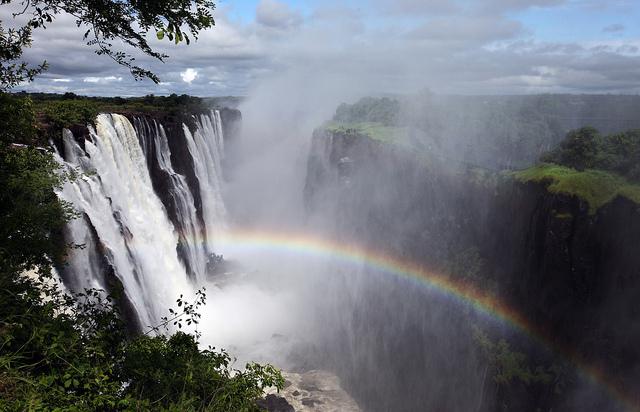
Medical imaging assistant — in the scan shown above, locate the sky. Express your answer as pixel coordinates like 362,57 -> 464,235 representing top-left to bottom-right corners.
3,0 -> 640,96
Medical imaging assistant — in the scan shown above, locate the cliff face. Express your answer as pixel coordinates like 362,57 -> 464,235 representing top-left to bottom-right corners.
487,183 -> 640,384
304,127 -> 640,411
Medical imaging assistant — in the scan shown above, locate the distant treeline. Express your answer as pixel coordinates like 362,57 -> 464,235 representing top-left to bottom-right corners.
333,94 -> 640,168
9,92 -> 243,142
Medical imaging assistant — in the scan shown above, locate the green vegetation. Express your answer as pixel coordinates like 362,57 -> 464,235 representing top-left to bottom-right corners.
333,97 -> 400,126
541,127 -> 640,182
552,210 -> 573,219
513,126 -> 640,213
328,97 -> 409,145
473,328 -> 554,387
13,92 -> 214,139
40,99 -> 100,131
0,91 -> 284,411
331,95 -> 640,169
1,2 -> 284,409
513,163 -> 640,214
28,92 -> 210,114
1,0 -> 215,85
0,93 -> 38,144
324,121 -> 410,145
31,92 -> 209,117
0,282 -> 284,411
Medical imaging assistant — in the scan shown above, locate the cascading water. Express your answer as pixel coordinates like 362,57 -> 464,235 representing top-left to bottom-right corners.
135,117 -> 208,283
183,111 -> 227,255
56,110 -> 229,329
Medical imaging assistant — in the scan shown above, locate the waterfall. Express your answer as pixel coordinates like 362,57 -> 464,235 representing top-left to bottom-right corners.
55,111 -> 229,329
135,117 -> 208,283
183,110 -> 228,255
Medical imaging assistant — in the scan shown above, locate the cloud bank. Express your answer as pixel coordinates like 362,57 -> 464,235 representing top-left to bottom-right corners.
1,0 -> 639,96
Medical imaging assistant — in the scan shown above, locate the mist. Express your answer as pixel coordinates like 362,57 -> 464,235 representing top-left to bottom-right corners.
22,1 -> 640,410
182,49 -> 640,409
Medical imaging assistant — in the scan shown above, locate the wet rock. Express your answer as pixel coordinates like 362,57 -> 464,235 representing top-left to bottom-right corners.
265,370 -> 361,412
257,394 -> 295,412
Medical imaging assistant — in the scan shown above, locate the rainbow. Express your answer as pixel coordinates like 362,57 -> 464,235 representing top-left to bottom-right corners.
212,227 -> 639,412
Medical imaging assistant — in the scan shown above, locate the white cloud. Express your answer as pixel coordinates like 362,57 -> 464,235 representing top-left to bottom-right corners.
180,68 -> 198,83
4,0 -> 640,95
83,76 -> 123,83
52,78 -> 72,83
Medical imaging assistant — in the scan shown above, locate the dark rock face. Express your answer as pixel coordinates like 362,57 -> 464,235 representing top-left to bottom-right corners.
128,109 -> 240,278
486,184 -> 640,400
128,112 -> 204,226
303,128 -> 640,411
256,394 -> 295,412
133,115 -> 202,279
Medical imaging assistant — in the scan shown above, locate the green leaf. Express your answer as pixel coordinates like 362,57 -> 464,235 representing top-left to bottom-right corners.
156,30 -> 165,40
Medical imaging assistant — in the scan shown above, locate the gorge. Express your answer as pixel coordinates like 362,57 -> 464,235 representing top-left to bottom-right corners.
47,94 -> 640,412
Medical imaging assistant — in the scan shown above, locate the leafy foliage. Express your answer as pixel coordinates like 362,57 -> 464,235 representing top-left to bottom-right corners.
333,97 -> 400,126
0,91 -> 283,410
123,332 -> 283,411
540,127 -> 602,171
0,93 -> 75,277
0,92 -> 38,144
0,3 -> 282,409
473,328 -> 553,387
0,14 -> 48,90
8,92 -> 213,140
0,280 -> 284,411
29,92 -> 210,116
541,127 -> 640,182
517,127 -> 640,212
1,0 -> 216,86
332,94 -> 640,170
41,99 -> 100,130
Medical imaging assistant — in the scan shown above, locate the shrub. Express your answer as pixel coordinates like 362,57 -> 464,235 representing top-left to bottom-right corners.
42,99 -> 99,130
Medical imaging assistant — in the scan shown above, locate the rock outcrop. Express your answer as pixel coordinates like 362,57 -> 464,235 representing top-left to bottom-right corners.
264,370 -> 361,412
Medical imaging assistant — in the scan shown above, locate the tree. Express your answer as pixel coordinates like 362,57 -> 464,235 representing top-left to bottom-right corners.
1,0 -> 216,88
541,127 -> 601,171
0,2 -> 286,409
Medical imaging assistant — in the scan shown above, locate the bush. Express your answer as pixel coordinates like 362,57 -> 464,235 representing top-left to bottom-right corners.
540,127 -> 640,183
0,93 -> 38,145
42,99 -> 100,130
541,127 -> 601,171
0,92 -> 284,411
333,97 -> 400,126
0,284 -> 284,411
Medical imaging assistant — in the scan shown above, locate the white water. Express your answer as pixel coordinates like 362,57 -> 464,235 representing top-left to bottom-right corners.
55,109 -> 296,365
183,111 -> 227,254
135,118 -> 209,283
56,112 -> 228,328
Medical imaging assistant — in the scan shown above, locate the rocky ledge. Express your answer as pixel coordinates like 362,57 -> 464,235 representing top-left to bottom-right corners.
260,370 -> 361,412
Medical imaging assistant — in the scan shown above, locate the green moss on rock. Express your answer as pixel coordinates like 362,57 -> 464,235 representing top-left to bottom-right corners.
513,163 -> 640,214
324,121 -> 410,146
